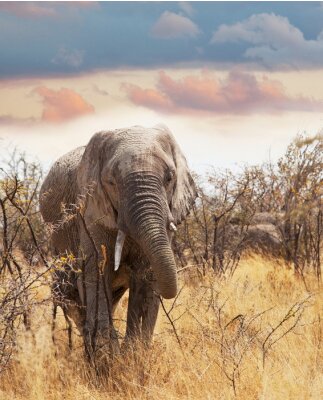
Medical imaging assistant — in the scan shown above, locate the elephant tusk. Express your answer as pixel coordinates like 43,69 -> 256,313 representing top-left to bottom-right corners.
169,222 -> 177,232
114,230 -> 126,271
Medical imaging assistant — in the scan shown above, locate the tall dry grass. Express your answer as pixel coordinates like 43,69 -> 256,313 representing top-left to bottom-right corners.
0,255 -> 322,400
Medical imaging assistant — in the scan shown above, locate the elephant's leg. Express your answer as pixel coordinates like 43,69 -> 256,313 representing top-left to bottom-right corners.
78,227 -> 120,360
125,273 -> 159,344
125,275 -> 142,340
82,258 -> 119,359
141,288 -> 159,343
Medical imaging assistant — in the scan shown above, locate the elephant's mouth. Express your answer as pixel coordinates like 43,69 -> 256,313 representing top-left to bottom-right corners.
111,204 -> 118,222
103,191 -> 119,223
114,219 -> 177,272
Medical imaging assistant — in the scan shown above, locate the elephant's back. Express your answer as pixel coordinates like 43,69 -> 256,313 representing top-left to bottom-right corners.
40,146 -> 85,223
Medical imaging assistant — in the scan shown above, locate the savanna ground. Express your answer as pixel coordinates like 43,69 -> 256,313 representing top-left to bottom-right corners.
0,135 -> 322,399
0,255 -> 321,400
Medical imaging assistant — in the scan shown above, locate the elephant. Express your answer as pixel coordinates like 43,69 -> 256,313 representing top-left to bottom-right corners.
39,124 -> 197,359
229,212 -> 283,256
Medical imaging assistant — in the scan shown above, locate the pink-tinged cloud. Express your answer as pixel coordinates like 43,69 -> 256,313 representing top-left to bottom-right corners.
151,11 -> 200,39
0,2 -> 57,18
123,70 -> 323,115
121,83 -> 173,112
34,86 -> 95,123
0,115 -> 36,126
0,2 -> 98,19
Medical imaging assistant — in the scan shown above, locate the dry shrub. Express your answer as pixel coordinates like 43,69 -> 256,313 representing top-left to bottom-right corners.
0,255 -> 321,400
175,134 -> 322,280
0,151 -> 53,374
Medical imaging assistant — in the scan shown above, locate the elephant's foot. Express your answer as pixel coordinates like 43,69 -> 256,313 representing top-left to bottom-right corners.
83,325 -> 120,369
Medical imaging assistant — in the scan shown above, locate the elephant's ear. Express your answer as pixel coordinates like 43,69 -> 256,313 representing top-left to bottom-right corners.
77,131 -> 118,229
156,125 -> 197,224
171,147 -> 197,224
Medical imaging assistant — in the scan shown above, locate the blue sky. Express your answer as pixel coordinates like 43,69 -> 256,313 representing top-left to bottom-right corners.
0,2 -> 323,171
1,2 -> 323,77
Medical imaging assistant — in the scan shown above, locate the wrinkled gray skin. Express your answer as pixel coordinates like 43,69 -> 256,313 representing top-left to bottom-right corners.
40,125 -> 197,356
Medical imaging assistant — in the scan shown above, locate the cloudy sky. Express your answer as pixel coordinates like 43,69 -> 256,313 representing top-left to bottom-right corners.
1,1 -> 323,172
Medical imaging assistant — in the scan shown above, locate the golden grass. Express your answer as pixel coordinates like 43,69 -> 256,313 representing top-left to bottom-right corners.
0,255 -> 322,399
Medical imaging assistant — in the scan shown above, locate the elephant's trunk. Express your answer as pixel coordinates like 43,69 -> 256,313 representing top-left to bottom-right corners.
121,172 -> 177,299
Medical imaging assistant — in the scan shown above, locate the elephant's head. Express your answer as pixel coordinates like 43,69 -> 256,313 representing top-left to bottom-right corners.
77,125 -> 197,299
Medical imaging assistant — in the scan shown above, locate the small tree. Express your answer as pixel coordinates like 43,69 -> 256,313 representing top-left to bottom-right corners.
0,151 -> 51,374
276,134 -> 322,279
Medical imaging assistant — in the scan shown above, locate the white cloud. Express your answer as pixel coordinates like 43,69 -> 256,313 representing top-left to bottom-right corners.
211,13 -> 323,68
52,46 -> 85,68
178,2 -> 194,17
151,11 -> 200,39
2,104 -> 323,174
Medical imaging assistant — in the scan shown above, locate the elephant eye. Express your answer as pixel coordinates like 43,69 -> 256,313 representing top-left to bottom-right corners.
165,169 -> 174,184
